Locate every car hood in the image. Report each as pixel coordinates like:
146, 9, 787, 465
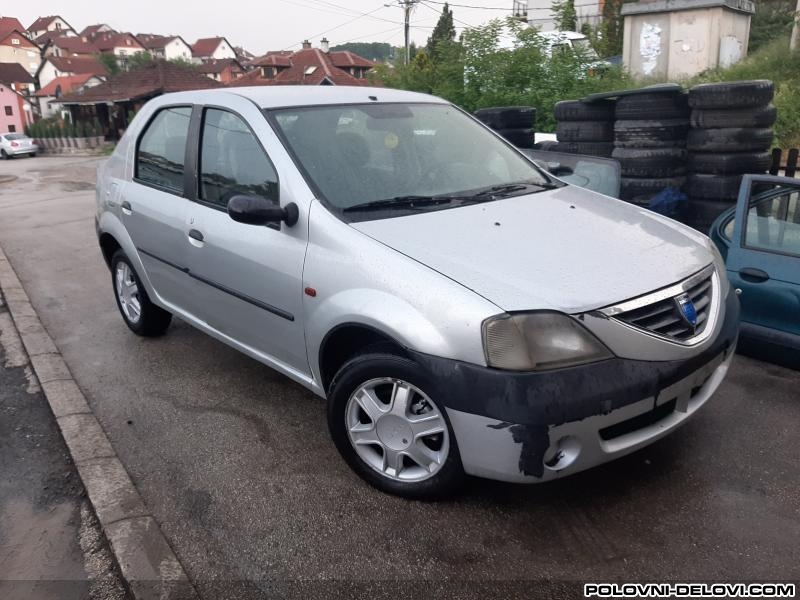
351, 186, 713, 314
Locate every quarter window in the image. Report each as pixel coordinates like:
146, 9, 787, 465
135, 106, 191, 193
745, 188, 800, 257
199, 108, 278, 209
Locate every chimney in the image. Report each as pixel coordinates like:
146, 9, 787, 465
301, 40, 311, 49
320, 37, 329, 53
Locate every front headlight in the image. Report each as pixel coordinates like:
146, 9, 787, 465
482, 311, 613, 371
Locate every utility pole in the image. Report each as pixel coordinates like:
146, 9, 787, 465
395, 0, 420, 65
792, 0, 800, 51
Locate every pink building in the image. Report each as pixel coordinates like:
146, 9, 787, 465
0, 84, 32, 134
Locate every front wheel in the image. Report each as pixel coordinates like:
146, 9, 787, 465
327, 352, 465, 499
110, 250, 172, 337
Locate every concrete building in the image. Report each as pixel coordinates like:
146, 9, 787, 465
621, 0, 755, 79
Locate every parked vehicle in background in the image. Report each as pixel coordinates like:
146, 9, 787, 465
96, 86, 739, 498
710, 174, 800, 369
0, 133, 38, 159
540, 31, 613, 74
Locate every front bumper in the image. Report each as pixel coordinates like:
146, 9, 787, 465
412, 288, 740, 483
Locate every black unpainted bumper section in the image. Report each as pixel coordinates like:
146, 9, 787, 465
410, 290, 740, 477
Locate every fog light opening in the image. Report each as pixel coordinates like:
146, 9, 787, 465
543, 436, 581, 471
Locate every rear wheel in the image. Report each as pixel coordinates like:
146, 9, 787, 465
327, 352, 465, 499
111, 250, 172, 337
0, 149, 9, 160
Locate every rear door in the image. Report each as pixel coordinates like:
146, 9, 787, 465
183, 100, 310, 374
726, 175, 800, 335
119, 105, 203, 317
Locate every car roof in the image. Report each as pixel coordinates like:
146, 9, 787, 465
153, 86, 448, 109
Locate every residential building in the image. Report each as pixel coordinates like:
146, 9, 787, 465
197, 58, 244, 83
0, 62, 35, 95
92, 32, 146, 68
0, 26, 41, 76
37, 56, 108, 89
0, 83, 33, 133
80, 24, 115, 39
234, 46, 255, 64
231, 41, 376, 87
515, 0, 604, 32
27, 15, 75, 40
35, 73, 104, 119
47, 35, 97, 58
58, 60, 222, 137
191, 37, 236, 61
621, 0, 755, 79
0, 17, 26, 37
137, 34, 193, 61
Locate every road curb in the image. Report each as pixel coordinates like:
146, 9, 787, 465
0, 243, 199, 600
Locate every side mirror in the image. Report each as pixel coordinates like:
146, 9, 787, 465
228, 195, 298, 227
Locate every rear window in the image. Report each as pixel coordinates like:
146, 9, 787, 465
4, 133, 26, 140
135, 106, 192, 193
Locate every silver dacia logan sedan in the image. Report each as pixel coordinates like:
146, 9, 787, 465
96, 87, 739, 498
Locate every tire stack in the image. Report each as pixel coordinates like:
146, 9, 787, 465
612, 90, 690, 204
685, 80, 776, 231
474, 106, 537, 148
552, 100, 615, 157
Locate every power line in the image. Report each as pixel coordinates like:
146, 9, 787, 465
423, 0, 513, 10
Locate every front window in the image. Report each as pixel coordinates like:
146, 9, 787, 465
269, 103, 551, 219
744, 188, 800, 257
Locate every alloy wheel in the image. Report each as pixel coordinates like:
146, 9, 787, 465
115, 261, 142, 324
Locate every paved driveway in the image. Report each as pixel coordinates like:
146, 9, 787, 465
1, 156, 798, 597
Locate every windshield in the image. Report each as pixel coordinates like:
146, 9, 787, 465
268, 103, 550, 217
572, 38, 600, 59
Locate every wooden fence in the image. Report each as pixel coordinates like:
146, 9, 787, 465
769, 148, 799, 177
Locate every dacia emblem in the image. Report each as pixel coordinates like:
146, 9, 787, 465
675, 293, 698, 331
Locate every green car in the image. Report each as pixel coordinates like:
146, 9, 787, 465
710, 174, 800, 370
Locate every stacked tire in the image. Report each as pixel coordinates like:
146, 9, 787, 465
685, 80, 776, 231
612, 90, 690, 205
474, 106, 537, 148
552, 100, 615, 157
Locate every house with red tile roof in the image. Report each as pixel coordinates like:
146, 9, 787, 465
80, 24, 115, 39
47, 35, 97, 58
27, 15, 75, 40
0, 17, 26, 38
229, 40, 376, 87
37, 56, 108, 89
0, 62, 35, 94
191, 37, 236, 61
92, 32, 146, 68
0, 25, 41, 76
137, 34, 193, 62
35, 72, 105, 119
197, 58, 244, 84
0, 82, 33, 134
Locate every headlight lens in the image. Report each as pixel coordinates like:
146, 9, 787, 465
482, 312, 613, 371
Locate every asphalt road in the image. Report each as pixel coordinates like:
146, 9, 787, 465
0, 156, 798, 598
0, 269, 127, 599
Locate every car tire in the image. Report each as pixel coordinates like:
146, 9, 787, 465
327, 351, 466, 499
688, 151, 772, 175
554, 99, 615, 121
614, 119, 690, 147
497, 127, 535, 148
685, 174, 743, 200
690, 104, 777, 129
685, 198, 736, 232
688, 80, 774, 110
553, 141, 615, 157
620, 176, 686, 201
110, 250, 172, 337
28, 152, 37, 158
0, 149, 9, 159
556, 120, 614, 142
612, 147, 687, 178
615, 92, 689, 120
475, 106, 536, 129
687, 128, 774, 152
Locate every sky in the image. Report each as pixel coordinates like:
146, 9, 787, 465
14, 0, 518, 55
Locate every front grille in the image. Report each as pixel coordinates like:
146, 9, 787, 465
615, 271, 714, 342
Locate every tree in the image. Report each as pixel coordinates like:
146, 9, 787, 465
426, 2, 456, 59
330, 42, 394, 62
128, 51, 154, 70
596, 0, 624, 58
98, 52, 120, 76
551, 0, 577, 32
750, 0, 796, 52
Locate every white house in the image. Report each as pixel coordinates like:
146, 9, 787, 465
27, 15, 75, 39
515, 0, 603, 32
137, 34, 193, 61
191, 37, 237, 62
37, 56, 107, 89
35, 73, 104, 119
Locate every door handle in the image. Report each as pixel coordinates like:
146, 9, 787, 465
188, 229, 205, 242
121, 200, 132, 214
739, 267, 770, 283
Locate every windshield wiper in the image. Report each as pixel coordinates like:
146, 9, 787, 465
455, 181, 562, 202
342, 195, 454, 213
